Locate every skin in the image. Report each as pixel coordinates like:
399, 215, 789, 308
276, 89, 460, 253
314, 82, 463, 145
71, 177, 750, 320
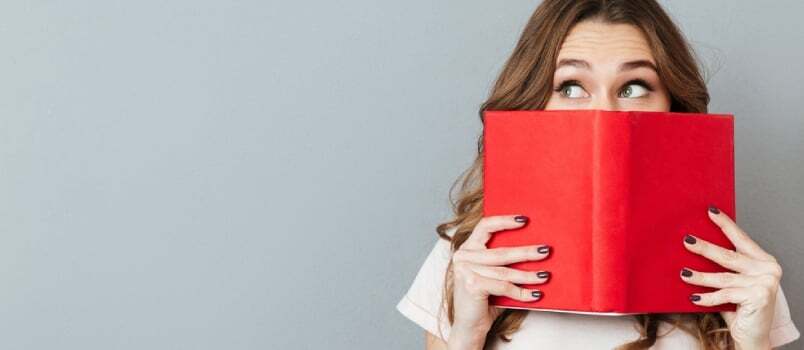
426, 20, 783, 350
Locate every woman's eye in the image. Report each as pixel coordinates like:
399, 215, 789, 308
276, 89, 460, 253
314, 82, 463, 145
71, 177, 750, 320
619, 83, 649, 98
559, 84, 588, 98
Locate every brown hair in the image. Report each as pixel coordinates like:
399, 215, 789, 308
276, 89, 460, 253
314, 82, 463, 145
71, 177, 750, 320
434, 0, 733, 349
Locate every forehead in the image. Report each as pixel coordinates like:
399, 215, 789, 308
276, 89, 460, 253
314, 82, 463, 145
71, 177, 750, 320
557, 20, 655, 65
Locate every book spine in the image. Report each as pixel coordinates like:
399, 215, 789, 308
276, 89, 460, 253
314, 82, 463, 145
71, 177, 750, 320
591, 111, 631, 312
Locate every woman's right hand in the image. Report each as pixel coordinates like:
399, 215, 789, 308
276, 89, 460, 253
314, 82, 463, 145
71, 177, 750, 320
448, 215, 551, 349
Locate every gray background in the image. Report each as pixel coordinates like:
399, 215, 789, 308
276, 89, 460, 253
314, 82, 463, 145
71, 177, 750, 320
0, 0, 801, 349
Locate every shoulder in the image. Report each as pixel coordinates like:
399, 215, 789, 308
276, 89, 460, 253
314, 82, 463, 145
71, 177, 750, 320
412, 226, 456, 270
395, 226, 457, 341
768, 285, 801, 348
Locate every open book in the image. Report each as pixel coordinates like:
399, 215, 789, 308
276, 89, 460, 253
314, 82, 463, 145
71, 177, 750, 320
482, 109, 737, 314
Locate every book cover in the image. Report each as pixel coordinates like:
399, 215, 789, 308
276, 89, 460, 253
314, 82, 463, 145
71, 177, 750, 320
482, 109, 737, 314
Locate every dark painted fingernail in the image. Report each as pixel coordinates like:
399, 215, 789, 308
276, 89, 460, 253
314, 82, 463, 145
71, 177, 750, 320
537, 245, 551, 254
680, 268, 693, 277
684, 234, 697, 244
531, 290, 543, 299
537, 271, 551, 279
689, 294, 701, 302
708, 205, 720, 214
514, 215, 529, 223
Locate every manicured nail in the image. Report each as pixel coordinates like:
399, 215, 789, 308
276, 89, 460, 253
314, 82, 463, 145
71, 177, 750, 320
684, 234, 697, 244
689, 294, 701, 302
514, 215, 529, 223
531, 290, 543, 300
537, 245, 551, 254
680, 268, 693, 277
708, 205, 720, 214
536, 271, 551, 279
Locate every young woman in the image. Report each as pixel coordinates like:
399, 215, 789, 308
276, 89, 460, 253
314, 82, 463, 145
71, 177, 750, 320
396, 1, 800, 349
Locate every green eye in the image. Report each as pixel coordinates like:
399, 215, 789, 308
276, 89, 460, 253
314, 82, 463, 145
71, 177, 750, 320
620, 84, 649, 98
560, 84, 587, 98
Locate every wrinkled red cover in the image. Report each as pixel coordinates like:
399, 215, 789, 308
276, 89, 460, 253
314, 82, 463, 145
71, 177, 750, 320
483, 109, 737, 314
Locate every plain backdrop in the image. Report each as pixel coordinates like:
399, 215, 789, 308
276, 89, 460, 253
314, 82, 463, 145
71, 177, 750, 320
0, 1, 801, 349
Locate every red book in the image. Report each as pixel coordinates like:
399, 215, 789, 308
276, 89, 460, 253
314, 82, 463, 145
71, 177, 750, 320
482, 109, 737, 314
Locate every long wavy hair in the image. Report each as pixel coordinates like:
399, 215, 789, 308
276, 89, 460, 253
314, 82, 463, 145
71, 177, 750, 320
434, 0, 733, 349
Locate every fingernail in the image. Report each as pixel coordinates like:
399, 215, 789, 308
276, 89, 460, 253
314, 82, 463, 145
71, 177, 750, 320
514, 215, 529, 223
537, 245, 551, 254
708, 205, 720, 214
689, 294, 701, 302
680, 268, 693, 277
684, 234, 697, 244
536, 271, 551, 279
531, 290, 543, 300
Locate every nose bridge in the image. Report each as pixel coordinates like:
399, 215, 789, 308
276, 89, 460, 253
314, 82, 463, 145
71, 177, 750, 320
590, 92, 617, 111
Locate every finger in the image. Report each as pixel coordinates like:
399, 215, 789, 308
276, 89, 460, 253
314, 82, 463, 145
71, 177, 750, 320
463, 215, 529, 249
683, 234, 750, 273
679, 267, 754, 289
707, 205, 773, 261
690, 284, 776, 311
689, 287, 751, 307
453, 245, 550, 266
453, 264, 543, 302
470, 264, 550, 285
480, 275, 544, 302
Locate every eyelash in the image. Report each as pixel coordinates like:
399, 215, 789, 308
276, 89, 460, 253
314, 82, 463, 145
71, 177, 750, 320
553, 79, 655, 97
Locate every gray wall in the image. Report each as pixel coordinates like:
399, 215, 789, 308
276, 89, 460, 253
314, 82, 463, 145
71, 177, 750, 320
0, 0, 801, 349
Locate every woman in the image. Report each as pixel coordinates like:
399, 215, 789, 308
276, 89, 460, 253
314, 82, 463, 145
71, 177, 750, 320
396, 1, 800, 349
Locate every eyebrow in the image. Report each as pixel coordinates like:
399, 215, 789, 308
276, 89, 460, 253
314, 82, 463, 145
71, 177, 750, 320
556, 58, 658, 73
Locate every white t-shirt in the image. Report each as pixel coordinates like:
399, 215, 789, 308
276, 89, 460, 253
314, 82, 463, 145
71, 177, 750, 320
396, 228, 801, 349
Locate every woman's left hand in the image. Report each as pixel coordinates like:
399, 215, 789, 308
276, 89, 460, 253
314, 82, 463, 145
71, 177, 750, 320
680, 205, 782, 350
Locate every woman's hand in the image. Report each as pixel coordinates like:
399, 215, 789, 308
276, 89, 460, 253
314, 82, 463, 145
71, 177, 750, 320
447, 215, 551, 350
680, 205, 783, 350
